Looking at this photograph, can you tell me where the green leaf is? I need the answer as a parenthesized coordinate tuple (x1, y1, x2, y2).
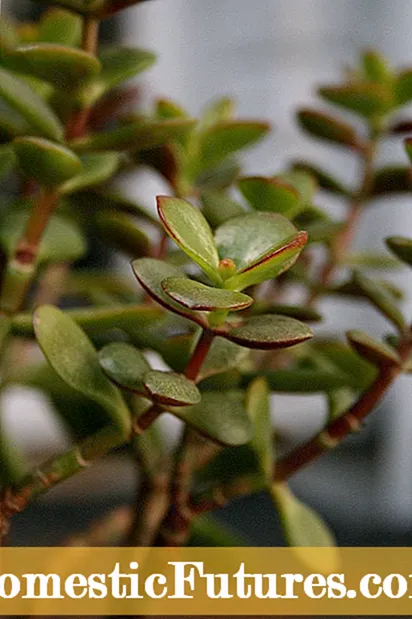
(60, 152, 121, 194)
(34, 305, 131, 436)
(215, 213, 307, 290)
(238, 176, 301, 217)
(278, 170, 317, 205)
(81, 46, 156, 105)
(189, 515, 246, 547)
(297, 108, 362, 149)
(370, 166, 412, 196)
(0, 207, 86, 264)
(243, 369, 353, 392)
(0, 67, 63, 141)
(131, 258, 207, 326)
(72, 118, 195, 152)
(157, 196, 221, 284)
(0, 145, 16, 181)
(344, 251, 401, 270)
(162, 277, 252, 312)
(171, 391, 252, 446)
(291, 160, 351, 197)
(219, 314, 312, 350)
(386, 236, 412, 266)
(38, 8, 82, 46)
(95, 213, 150, 258)
(13, 137, 82, 187)
(198, 120, 270, 168)
(311, 340, 377, 391)
(251, 302, 322, 322)
(10, 44, 101, 90)
(327, 387, 356, 421)
(195, 159, 241, 191)
(12, 305, 163, 340)
(143, 370, 200, 406)
(197, 97, 235, 133)
(353, 270, 406, 331)
(346, 330, 401, 367)
(133, 419, 165, 477)
(272, 483, 338, 571)
(395, 70, 412, 106)
(246, 377, 272, 479)
(0, 106, 30, 140)
(156, 98, 188, 119)
(197, 337, 248, 382)
(200, 190, 245, 227)
(0, 419, 25, 485)
(98, 342, 150, 392)
(305, 219, 344, 244)
(362, 49, 392, 84)
(318, 83, 392, 118)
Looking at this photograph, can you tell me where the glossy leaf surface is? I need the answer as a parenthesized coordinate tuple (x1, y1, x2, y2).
(162, 277, 252, 311)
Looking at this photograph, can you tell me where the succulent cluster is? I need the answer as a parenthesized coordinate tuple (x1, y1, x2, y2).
(0, 2, 412, 554)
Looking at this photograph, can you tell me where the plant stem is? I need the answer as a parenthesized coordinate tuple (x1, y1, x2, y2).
(308, 134, 378, 305)
(153, 328, 215, 546)
(0, 425, 127, 543)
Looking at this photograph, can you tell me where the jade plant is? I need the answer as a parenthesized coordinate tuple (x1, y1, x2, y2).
(0, 1, 412, 555)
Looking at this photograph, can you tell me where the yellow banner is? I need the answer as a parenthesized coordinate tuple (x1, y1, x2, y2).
(0, 547, 412, 614)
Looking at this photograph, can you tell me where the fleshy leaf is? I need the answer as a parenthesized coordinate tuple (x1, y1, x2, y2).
(157, 196, 221, 284)
(143, 370, 200, 406)
(98, 342, 150, 392)
(198, 120, 270, 168)
(386, 236, 412, 266)
(362, 49, 392, 84)
(238, 176, 301, 217)
(251, 302, 322, 322)
(346, 330, 401, 367)
(318, 83, 392, 118)
(272, 483, 338, 571)
(197, 337, 248, 382)
(344, 251, 400, 270)
(60, 152, 121, 194)
(0, 207, 86, 264)
(81, 46, 156, 105)
(0, 66, 63, 141)
(171, 391, 252, 446)
(95, 213, 150, 258)
(34, 305, 131, 435)
(218, 314, 312, 350)
(131, 258, 207, 326)
(13, 137, 82, 186)
(297, 108, 362, 149)
(395, 70, 412, 106)
(247, 377, 272, 479)
(353, 270, 406, 331)
(37, 8, 82, 46)
(200, 190, 245, 227)
(10, 44, 101, 90)
(241, 369, 353, 392)
(0, 144, 16, 181)
(72, 118, 195, 152)
(291, 160, 350, 197)
(162, 277, 252, 311)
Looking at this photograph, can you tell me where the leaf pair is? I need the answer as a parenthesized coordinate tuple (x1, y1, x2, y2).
(156, 195, 308, 291)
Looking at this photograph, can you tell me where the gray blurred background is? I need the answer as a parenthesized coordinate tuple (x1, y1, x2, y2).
(5, 0, 412, 545)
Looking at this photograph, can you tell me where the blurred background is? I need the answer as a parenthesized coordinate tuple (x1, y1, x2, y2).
(5, 0, 412, 546)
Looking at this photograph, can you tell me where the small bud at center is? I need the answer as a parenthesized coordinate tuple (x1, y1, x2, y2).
(218, 258, 237, 280)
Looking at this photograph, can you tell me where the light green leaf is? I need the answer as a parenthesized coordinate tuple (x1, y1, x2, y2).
(198, 120, 270, 168)
(143, 370, 200, 406)
(37, 8, 82, 46)
(171, 390, 252, 446)
(13, 137, 82, 187)
(0, 66, 63, 141)
(157, 196, 221, 284)
(344, 251, 401, 270)
(238, 176, 301, 217)
(291, 160, 350, 197)
(250, 302, 322, 322)
(395, 70, 412, 106)
(346, 330, 401, 367)
(246, 377, 272, 479)
(162, 277, 252, 311)
(72, 118, 195, 152)
(81, 46, 156, 105)
(60, 152, 121, 194)
(219, 314, 312, 350)
(10, 44, 101, 90)
(200, 190, 245, 227)
(98, 342, 150, 392)
(319, 83, 392, 118)
(34, 305, 131, 436)
(197, 336, 248, 382)
(131, 258, 207, 326)
(272, 483, 339, 571)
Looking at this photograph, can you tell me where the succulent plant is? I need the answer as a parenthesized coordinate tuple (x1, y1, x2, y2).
(0, 4, 411, 555)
